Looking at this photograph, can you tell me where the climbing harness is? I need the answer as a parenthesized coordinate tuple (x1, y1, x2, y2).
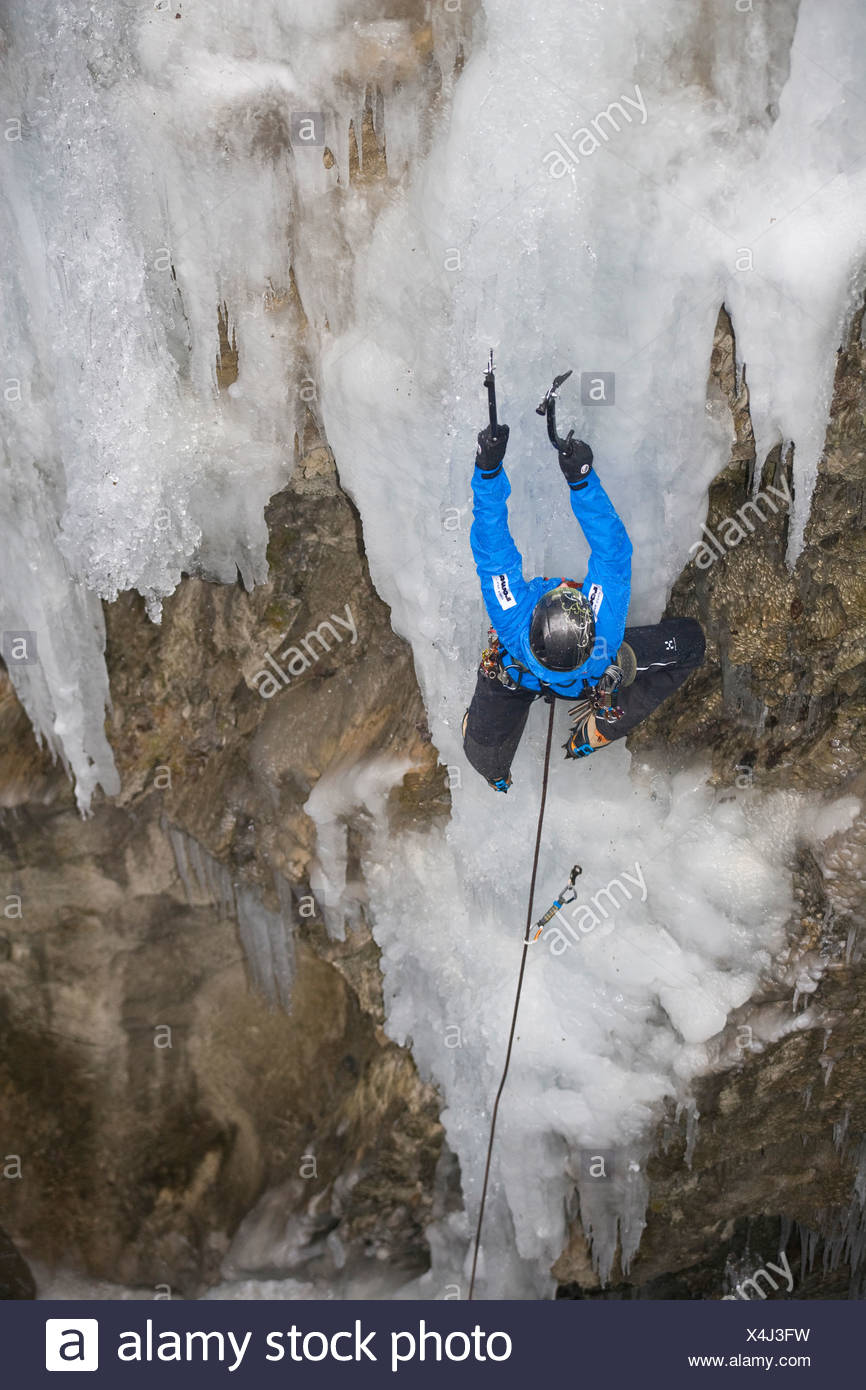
(479, 626, 538, 692)
(480, 584, 586, 694)
(529, 864, 582, 943)
(479, 626, 518, 688)
(468, 695, 558, 1301)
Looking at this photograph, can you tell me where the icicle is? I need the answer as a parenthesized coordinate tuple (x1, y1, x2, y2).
(845, 923, 859, 965)
(164, 820, 294, 1010)
(833, 1108, 850, 1153)
(165, 819, 233, 916)
(803, 1224, 820, 1274)
(619, 1158, 649, 1276)
(684, 1103, 700, 1169)
(167, 824, 195, 903)
(234, 884, 294, 1012)
(852, 1136, 866, 1209)
(779, 1215, 792, 1256)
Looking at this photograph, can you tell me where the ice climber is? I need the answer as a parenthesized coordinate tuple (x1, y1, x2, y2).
(462, 411, 706, 792)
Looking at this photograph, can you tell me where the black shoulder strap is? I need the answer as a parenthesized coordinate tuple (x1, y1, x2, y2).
(500, 648, 557, 695)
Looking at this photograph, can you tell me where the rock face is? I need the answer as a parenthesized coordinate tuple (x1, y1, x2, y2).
(634, 302, 866, 801)
(0, 1226, 35, 1300)
(0, 443, 449, 1295)
(0, 5, 468, 1302)
(1, 286, 863, 1299)
(555, 301, 866, 1299)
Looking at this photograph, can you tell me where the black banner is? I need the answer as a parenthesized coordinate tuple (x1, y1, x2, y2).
(2, 1297, 860, 1387)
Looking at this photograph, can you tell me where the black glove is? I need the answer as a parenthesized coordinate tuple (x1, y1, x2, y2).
(558, 434, 593, 490)
(594, 663, 623, 710)
(476, 423, 509, 477)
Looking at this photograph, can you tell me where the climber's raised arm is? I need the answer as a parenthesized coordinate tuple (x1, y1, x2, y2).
(469, 425, 535, 650)
(558, 438, 633, 593)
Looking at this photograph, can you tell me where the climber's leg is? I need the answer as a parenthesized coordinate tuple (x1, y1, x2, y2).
(596, 618, 706, 742)
(462, 669, 540, 790)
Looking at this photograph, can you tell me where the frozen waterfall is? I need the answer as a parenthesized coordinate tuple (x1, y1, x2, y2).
(2, 0, 865, 1294)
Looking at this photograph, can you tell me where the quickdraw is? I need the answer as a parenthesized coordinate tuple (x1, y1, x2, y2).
(589, 665, 626, 723)
(596, 703, 625, 725)
(529, 864, 582, 943)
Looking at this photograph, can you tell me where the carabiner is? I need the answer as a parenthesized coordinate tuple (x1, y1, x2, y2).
(529, 865, 583, 943)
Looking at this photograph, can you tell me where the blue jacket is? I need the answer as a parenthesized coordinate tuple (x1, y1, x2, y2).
(470, 467, 633, 696)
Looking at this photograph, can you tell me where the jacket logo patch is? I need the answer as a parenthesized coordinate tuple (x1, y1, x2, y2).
(492, 573, 517, 610)
(587, 582, 603, 616)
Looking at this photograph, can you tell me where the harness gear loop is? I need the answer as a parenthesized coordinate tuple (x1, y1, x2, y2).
(468, 695, 558, 1301)
(479, 625, 563, 697)
(480, 626, 519, 688)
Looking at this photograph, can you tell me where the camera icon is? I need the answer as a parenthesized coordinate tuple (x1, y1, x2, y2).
(580, 371, 615, 405)
(45, 1319, 99, 1371)
(2, 630, 38, 664)
(579, 1148, 616, 1180)
(290, 111, 325, 146)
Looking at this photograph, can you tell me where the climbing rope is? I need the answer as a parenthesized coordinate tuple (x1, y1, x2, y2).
(468, 694, 558, 1301)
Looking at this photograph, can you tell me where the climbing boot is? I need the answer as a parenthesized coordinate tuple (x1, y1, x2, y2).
(564, 698, 611, 759)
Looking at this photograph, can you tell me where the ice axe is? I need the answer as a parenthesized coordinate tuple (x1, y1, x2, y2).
(484, 349, 499, 439)
(536, 368, 575, 455)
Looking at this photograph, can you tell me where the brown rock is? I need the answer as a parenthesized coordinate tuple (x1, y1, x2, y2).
(0, 445, 448, 1295)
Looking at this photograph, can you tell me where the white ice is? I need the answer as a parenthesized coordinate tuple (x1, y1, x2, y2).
(318, 0, 866, 1293)
(2, 0, 865, 1293)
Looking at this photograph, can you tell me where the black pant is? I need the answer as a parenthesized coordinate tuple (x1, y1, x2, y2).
(462, 618, 706, 784)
